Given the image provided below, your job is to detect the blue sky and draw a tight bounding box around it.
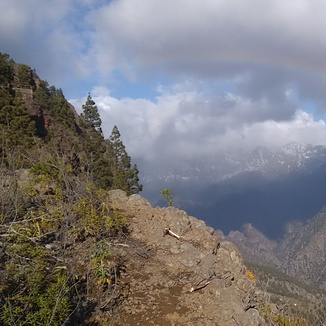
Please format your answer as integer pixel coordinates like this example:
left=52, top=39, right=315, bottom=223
left=2, top=0, right=326, bottom=166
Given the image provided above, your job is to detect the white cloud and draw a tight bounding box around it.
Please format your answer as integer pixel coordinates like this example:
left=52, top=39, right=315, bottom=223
left=3, top=0, right=326, bottom=172
left=70, top=85, right=326, bottom=166
left=3, top=0, right=326, bottom=105
left=87, top=0, right=326, bottom=77
left=78, top=0, right=326, bottom=121
left=239, top=111, right=326, bottom=150
left=0, top=0, right=93, bottom=86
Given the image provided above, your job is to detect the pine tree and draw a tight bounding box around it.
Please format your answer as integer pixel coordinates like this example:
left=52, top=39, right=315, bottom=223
left=81, top=93, right=102, bottom=134
left=79, top=94, right=115, bottom=189
left=128, top=163, right=143, bottom=194
left=108, top=125, right=142, bottom=194
left=0, top=91, right=35, bottom=166
left=17, top=64, right=32, bottom=87
left=0, top=53, right=14, bottom=84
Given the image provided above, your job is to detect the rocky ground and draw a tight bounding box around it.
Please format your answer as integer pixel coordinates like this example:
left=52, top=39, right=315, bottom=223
left=105, top=190, right=265, bottom=325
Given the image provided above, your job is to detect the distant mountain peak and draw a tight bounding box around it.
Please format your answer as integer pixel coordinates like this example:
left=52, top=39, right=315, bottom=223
left=142, top=142, right=326, bottom=187
left=142, top=141, right=326, bottom=241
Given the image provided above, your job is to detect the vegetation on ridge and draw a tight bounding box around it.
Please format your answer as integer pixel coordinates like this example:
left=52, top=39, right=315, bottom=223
left=246, top=262, right=326, bottom=325
left=0, top=53, right=141, bottom=325
left=0, top=52, right=142, bottom=194
left=1, top=52, right=323, bottom=325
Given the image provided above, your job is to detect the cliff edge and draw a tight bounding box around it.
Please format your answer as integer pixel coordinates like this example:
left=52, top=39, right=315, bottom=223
left=105, top=190, right=265, bottom=325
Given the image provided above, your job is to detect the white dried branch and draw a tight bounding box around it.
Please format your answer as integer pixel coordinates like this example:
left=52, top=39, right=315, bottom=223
left=164, top=227, right=181, bottom=240
left=189, top=281, right=210, bottom=293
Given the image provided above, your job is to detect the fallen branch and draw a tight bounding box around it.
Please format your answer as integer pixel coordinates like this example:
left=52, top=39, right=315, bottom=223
left=112, top=243, right=130, bottom=247
left=163, top=227, right=180, bottom=240
left=189, top=281, right=210, bottom=293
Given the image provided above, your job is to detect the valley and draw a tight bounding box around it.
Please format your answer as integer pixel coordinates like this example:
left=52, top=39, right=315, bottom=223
left=141, top=143, right=326, bottom=238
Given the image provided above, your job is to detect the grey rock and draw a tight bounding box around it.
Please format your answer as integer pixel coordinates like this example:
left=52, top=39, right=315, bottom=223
left=110, top=191, right=266, bottom=325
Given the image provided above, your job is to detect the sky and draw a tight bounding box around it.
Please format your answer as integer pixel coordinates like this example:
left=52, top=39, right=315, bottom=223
left=2, top=0, right=326, bottom=166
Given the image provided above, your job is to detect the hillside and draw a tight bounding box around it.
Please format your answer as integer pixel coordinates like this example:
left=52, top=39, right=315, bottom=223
left=278, top=208, right=326, bottom=288
left=0, top=54, right=260, bottom=325
left=1, top=53, right=321, bottom=325
left=225, top=209, right=326, bottom=290
left=246, top=262, right=326, bottom=325
left=0, top=53, right=142, bottom=194
left=224, top=213, right=326, bottom=324
left=1, top=164, right=268, bottom=324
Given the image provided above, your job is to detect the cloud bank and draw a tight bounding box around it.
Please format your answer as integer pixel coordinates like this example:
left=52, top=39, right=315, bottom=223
left=3, top=0, right=326, bottom=166
left=70, top=86, right=326, bottom=164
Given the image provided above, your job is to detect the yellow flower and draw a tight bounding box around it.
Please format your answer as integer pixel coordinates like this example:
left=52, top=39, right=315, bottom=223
left=247, top=270, right=255, bottom=281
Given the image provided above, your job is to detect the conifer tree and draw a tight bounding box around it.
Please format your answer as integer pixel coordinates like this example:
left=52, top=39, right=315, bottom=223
left=0, top=91, right=35, bottom=165
left=81, top=93, right=102, bottom=134
left=17, top=64, right=32, bottom=86
left=79, top=94, right=114, bottom=189
left=108, top=125, right=142, bottom=194
left=0, top=53, right=14, bottom=84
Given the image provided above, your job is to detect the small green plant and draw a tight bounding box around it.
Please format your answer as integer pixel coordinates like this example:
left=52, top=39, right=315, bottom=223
left=258, top=304, right=308, bottom=326
left=91, top=240, right=114, bottom=287
left=71, top=187, right=127, bottom=240
left=1, top=241, right=71, bottom=326
left=160, top=188, right=174, bottom=206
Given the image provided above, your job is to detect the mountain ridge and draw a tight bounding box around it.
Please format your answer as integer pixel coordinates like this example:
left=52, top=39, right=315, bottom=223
left=141, top=142, right=326, bottom=185
left=142, top=142, right=326, bottom=239
left=2, top=52, right=325, bottom=325
left=223, top=207, right=326, bottom=290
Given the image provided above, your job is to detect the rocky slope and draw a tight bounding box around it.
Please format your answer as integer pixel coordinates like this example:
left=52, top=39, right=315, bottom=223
left=224, top=208, right=326, bottom=290
left=1, top=169, right=267, bottom=325
left=1, top=167, right=319, bottom=325
left=278, top=208, right=326, bottom=289
left=223, top=220, right=326, bottom=324
left=107, top=190, right=265, bottom=325
left=226, top=223, right=281, bottom=267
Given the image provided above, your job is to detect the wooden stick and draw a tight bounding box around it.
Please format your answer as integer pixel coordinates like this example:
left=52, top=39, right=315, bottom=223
left=164, top=227, right=181, bottom=240
left=190, top=281, right=210, bottom=293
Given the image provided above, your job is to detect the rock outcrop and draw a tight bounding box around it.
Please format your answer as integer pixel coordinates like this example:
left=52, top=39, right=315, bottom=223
left=225, top=223, right=281, bottom=268
left=222, top=208, right=326, bottom=290
left=278, top=207, right=326, bottom=289
left=107, top=190, right=265, bottom=325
